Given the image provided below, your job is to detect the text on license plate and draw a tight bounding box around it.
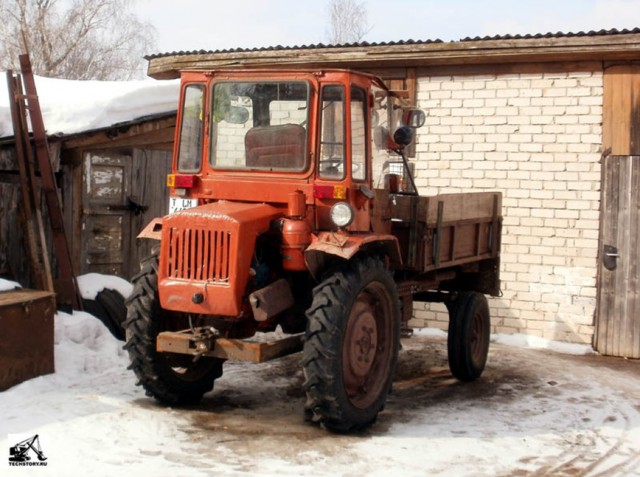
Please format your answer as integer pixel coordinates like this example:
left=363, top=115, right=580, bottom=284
left=169, top=197, right=198, bottom=214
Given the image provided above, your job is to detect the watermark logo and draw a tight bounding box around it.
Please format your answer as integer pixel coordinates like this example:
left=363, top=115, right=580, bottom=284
left=8, top=434, right=48, bottom=467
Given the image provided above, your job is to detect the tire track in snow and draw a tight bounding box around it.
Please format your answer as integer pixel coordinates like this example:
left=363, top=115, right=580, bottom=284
left=526, top=397, right=640, bottom=477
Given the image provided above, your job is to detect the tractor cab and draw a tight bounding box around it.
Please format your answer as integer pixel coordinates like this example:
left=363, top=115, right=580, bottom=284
left=166, top=69, right=421, bottom=228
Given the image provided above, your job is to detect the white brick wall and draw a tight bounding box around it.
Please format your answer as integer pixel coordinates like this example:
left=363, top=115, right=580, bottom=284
left=411, top=70, right=603, bottom=344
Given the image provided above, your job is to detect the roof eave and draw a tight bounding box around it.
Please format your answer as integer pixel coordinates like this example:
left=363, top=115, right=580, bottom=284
left=147, top=33, right=640, bottom=79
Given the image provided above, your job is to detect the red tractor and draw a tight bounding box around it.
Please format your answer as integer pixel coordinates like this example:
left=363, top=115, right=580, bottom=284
left=125, top=69, right=501, bottom=432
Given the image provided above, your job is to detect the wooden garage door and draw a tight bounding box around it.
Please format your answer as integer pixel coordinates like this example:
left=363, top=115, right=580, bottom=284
left=595, top=156, right=640, bottom=358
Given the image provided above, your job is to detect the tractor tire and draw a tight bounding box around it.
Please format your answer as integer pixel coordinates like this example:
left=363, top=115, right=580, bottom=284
left=83, top=288, right=128, bottom=341
left=447, top=291, right=491, bottom=382
left=124, top=249, right=223, bottom=405
left=303, top=256, right=400, bottom=433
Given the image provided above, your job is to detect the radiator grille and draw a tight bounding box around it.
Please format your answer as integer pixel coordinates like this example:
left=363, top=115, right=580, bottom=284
left=166, top=227, right=231, bottom=282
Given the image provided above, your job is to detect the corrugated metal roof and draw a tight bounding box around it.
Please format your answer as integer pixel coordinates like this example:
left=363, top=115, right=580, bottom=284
left=461, top=27, right=640, bottom=41
left=145, top=27, right=640, bottom=60
left=145, top=38, right=443, bottom=60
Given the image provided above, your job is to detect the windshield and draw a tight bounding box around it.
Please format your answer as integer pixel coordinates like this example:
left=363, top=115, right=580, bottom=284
left=210, top=81, right=310, bottom=172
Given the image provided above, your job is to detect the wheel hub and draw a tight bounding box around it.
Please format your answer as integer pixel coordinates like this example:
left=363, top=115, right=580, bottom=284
left=348, top=308, right=378, bottom=377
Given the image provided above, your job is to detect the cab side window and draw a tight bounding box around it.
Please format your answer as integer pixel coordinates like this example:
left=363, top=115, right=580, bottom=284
left=319, top=85, right=345, bottom=179
left=177, top=84, right=204, bottom=172
left=351, top=86, right=367, bottom=181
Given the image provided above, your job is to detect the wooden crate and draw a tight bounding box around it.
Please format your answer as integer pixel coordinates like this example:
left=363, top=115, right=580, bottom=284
left=0, top=289, right=55, bottom=390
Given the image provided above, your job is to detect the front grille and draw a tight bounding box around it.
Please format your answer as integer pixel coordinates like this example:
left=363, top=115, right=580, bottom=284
left=166, top=227, right=232, bottom=282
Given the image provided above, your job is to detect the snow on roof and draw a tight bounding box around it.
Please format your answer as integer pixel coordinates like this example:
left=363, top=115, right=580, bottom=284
left=0, top=74, right=180, bottom=139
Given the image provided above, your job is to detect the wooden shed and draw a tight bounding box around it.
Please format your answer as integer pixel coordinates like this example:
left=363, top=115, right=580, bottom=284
left=0, top=111, right=177, bottom=285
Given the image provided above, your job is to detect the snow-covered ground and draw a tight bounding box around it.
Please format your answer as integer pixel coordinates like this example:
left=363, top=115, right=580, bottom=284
left=2, top=291, right=640, bottom=476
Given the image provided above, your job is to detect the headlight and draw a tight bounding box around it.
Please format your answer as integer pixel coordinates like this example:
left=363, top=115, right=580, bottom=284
left=330, top=202, right=354, bottom=228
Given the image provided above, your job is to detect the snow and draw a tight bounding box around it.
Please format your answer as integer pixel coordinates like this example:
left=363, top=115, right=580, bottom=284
left=76, top=273, right=134, bottom=300
left=0, top=274, right=133, bottom=299
left=2, top=309, right=639, bottom=476
left=492, top=331, right=595, bottom=355
left=0, top=74, right=179, bottom=138
left=0, top=278, right=21, bottom=291
left=413, top=327, right=594, bottom=355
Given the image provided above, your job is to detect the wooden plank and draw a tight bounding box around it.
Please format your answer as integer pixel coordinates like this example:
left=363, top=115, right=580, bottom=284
left=632, top=68, right=640, bottom=155
left=128, top=149, right=172, bottom=276
left=424, top=253, right=496, bottom=273
left=607, top=156, right=620, bottom=355
left=70, top=151, right=84, bottom=274
left=61, top=116, right=176, bottom=150
left=0, top=289, right=54, bottom=306
left=371, top=188, right=391, bottom=234
left=157, top=331, right=304, bottom=363
left=388, top=194, right=428, bottom=222
left=596, top=156, right=618, bottom=354
left=617, top=157, right=633, bottom=356
left=423, top=220, right=495, bottom=271
left=406, top=68, right=417, bottom=107
left=424, top=192, right=502, bottom=226
left=631, top=158, right=640, bottom=355
left=603, top=65, right=632, bottom=155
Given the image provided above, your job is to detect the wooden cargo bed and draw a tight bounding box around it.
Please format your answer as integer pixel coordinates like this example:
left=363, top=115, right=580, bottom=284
left=373, top=190, right=502, bottom=274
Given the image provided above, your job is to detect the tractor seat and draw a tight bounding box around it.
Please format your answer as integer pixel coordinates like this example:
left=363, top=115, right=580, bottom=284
left=245, top=124, right=306, bottom=170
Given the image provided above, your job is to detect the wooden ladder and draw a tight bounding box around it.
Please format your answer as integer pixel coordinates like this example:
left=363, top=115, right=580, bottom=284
left=7, top=55, right=82, bottom=310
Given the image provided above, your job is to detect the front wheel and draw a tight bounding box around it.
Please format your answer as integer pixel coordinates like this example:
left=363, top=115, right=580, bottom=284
left=447, top=291, right=491, bottom=382
left=303, top=256, right=400, bottom=432
left=124, top=250, right=224, bottom=405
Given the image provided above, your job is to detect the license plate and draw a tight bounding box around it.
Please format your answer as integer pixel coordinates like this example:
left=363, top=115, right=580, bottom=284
left=169, top=197, right=198, bottom=214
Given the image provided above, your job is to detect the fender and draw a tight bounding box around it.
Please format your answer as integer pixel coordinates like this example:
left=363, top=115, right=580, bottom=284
left=305, top=231, right=402, bottom=278
left=137, top=217, right=163, bottom=240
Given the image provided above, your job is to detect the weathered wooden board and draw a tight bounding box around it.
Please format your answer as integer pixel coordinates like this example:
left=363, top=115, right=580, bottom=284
left=381, top=191, right=501, bottom=225
left=157, top=330, right=304, bottom=363
left=603, top=64, right=640, bottom=156
left=423, top=192, right=501, bottom=226
left=128, top=148, right=173, bottom=276
left=595, top=156, right=640, bottom=358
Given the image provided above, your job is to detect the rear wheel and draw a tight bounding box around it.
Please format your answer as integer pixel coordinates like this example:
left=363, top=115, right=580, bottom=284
left=447, top=291, right=491, bottom=382
left=303, top=256, right=400, bottom=432
left=124, top=249, right=224, bottom=405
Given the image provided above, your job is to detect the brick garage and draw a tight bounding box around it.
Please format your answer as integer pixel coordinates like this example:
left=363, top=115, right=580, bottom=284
left=411, top=69, right=603, bottom=343
left=142, top=29, right=640, bottom=353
